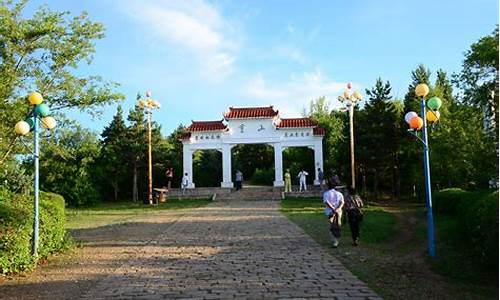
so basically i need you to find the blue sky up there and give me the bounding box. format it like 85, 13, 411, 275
25, 0, 498, 135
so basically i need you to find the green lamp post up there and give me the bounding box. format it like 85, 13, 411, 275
14, 92, 57, 256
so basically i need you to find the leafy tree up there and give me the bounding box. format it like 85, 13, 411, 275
39, 122, 100, 206
454, 26, 499, 135
429, 102, 497, 189
0, 0, 122, 189
0, 0, 122, 107
159, 124, 187, 188
430, 70, 497, 189
305, 96, 345, 176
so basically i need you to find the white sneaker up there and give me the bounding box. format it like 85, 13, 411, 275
332, 238, 339, 248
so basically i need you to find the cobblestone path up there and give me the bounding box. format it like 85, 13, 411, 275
1, 201, 379, 300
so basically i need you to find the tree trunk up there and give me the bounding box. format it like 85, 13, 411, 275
133, 161, 138, 202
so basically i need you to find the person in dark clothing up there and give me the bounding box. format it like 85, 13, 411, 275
235, 170, 243, 190
345, 186, 364, 246
165, 167, 173, 190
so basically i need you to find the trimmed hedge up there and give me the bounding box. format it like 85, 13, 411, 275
460, 190, 499, 270
434, 189, 499, 271
433, 188, 468, 214
0, 189, 72, 274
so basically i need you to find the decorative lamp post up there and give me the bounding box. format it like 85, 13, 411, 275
14, 92, 57, 256
138, 91, 160, 204
338, 82, 363, 188
404, 83, 442, 258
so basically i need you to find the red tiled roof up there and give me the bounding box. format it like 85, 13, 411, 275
187, 120, 227, 132
276, 118, 316, 128
179, 132, 191, 140
313, 127, 325, 136
224, 106, 278, 119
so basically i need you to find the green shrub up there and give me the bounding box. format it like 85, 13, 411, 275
435, 189, 499, 272
433, 188, 468, 214
0, 189, 72, 274
459, 190, 499, 270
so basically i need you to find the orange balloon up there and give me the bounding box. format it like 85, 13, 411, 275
409, 116, 423, 130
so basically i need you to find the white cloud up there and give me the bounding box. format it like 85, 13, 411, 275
277, 46, 307, 64
243, 70, 350, 117
123, 0, 236, 80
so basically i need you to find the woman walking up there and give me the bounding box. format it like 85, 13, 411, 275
345, 186, 364, 246
323, 179, 344, 248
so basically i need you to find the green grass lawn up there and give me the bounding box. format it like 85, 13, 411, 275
281, 197, 397, 246
66, 198, 211, 229
281, 196, 498, 300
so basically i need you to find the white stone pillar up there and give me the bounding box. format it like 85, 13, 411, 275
313, 141, 324, 185
221, 144, 233, 188
182, 144, 195, 188
273, 143, 284, 187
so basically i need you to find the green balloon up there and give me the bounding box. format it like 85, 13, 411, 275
24, 117, 35, 130
34, 103, 50, 117
427, 97, 442, 110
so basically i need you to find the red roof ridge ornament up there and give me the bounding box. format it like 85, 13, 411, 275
224, 106, 279, 119
187, 119, 227, 132
276, 117, 317, 128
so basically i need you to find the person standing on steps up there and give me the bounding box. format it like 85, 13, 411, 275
330, 171, 341, 187
345, 186, 364, 246
323, 179, 344, 248
181, 173, 189, 195
235, 170, 243, 191
318, 167, 325, 190
284, 169, 292, 192
297, 169, 309, 192
166, 167, 173, 190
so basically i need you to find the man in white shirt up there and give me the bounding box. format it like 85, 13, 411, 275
323, 180, 344, 248
181, 173, 189, 195
297, 170, 309, 192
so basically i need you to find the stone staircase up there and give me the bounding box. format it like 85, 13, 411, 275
166, 185, 324, 201
214, 186, 283, 201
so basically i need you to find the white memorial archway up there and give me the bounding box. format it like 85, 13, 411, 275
180, 106, 324, 188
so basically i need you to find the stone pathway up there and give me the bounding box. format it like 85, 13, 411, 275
0, 201, 379, 299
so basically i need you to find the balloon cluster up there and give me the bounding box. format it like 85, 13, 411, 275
138, 91, 161, 109
404, 84, 442, 131
338, 82, 362, 103
15, 92, 57, 136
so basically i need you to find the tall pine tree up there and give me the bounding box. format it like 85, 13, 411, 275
358, 78, 403, 197
99, 106, 128, 201
127, 93, 147, 201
